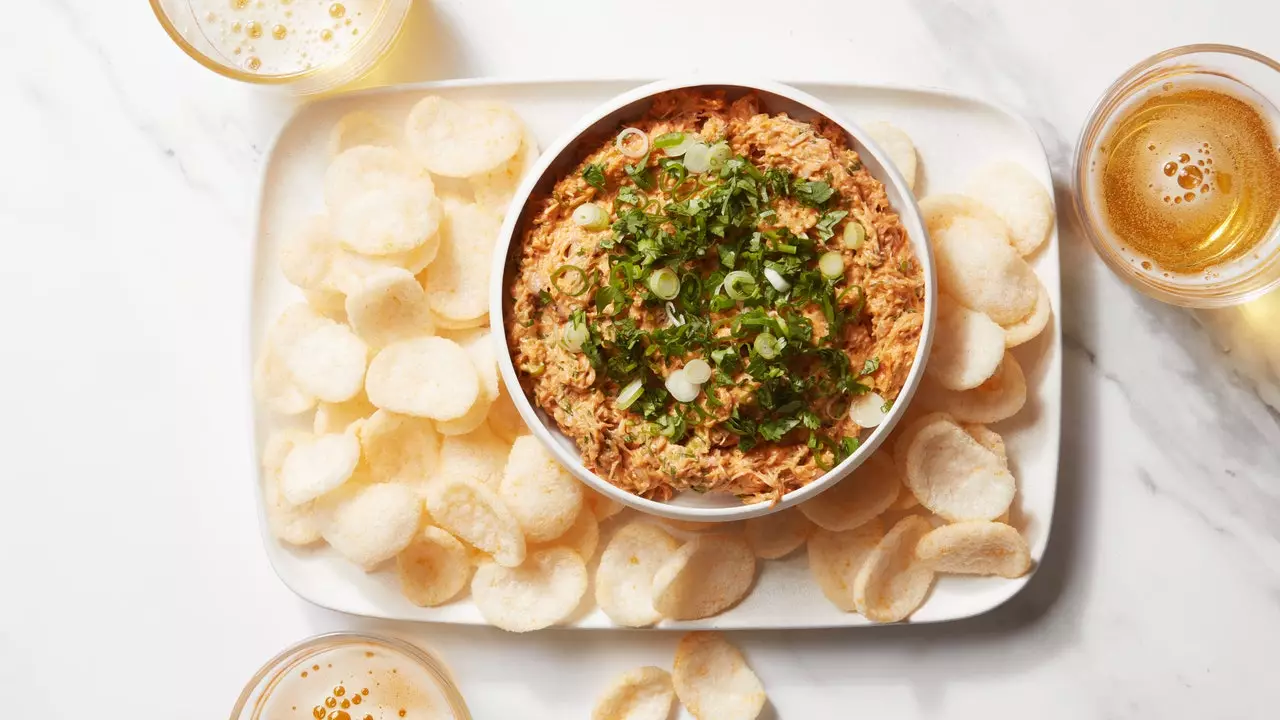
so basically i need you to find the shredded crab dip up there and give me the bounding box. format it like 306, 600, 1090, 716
506, 90, 924, 504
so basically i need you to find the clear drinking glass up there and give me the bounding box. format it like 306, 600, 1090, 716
1073, 44, 1280, 308
151, 0, 411, 94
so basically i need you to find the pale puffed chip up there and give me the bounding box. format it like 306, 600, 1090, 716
405, 96, 523, 178
332, 183, 442, 257
595, 521, 680, 627
798, 452, 900, 532
591, 666, 674, 720
366, 337, 481, 420
261, 430, 322, 546
651, 534, 756, 621
486, 385, 529, 442
743, 508, 813, 559
472, 129, 540, 211
1001, 279, 1052, 348
928, 352, 1027, 423
920, 194, 1039, 324
891, 410, 955, 481
328, 111, 398, 158
536, 506, 599, 562
396, 525, 472, 606
658, 518, 722, 534
344, 267, 434, 348
807, 518, 885, 612
303, 288, 348, 322
584, 486, 624, 521
253, 303, 326, 415
426, 478, 525, 567
426, 198, 501, 327
279, 431, 361, 505
863, 121, 918, 192
927, 297, 1006, 391
853, 515, 935, 622
966, 161, 1054, 256
313, 392, 377, 435
435, 423, 508, 491
435, 392, 492, 437
915, 520, 1031, 578
279, 215, 339, 291
905, 417, 1015, 521
355, 409, 440, 490
319, 481, 422, 570
499, 435, 584, 543
282, 320, 369, 403
324, 145, 434, 210
962, 423, 1008, 469
471, 546, 587, 632
447, 328, 500, 401
672, 632, 766, 720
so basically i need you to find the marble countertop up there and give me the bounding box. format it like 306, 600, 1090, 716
3, 1, 1279, 718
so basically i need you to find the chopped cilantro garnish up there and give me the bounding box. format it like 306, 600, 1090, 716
582, 162, 606, 191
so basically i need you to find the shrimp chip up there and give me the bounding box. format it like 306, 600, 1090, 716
798, 453, 900, 532
426, 198, 501, 327
743, 507, 813, 559
313, 392, 377, 435
672, 632, 766, 720
498, 436, 583, 543
595, 522, 680, 627
863, 121, 918, 192
929, 353, 1027, 423
319, 481, 422, 570
905, 417, 1015, 521
426, 478, 525, 567
472, 129, 541, 211
853, 515, 935, 622
324, 145, 433, 209
486, 386, 529, 442
332, 183, 442, 257
253, 303, 326, 415
328, 111, 398, 158
396, 526, 471, 606
279, 215, 340, 292
471, 547, 587, 632
344, 267, 434, 348
591, 666, 674, 720
261, 430, 322, 546
584, 486, 624, 522
920, 194, 1038, 324
405, 96, 524, 178
279, 431, 361, 505
651, 534, 755, 621
435, 423, 508, 491
966, 161, 1054, 256
962, 423, 1008, 469
807, 518, 885, 612
536, 507, 599, 562
928, 298, 1006, 391
435, 392, 492, 437
355, 409, 440, 488
1001, 279, 1052, 348
366, 337, 480, 420
283, 320, 369, 403
915, 520, 1031, 578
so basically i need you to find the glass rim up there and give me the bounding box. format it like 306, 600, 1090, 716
1071, 43, 1280, 307
228, 631, 471, 720
149, 0, 407, 86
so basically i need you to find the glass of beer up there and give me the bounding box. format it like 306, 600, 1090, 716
151, 0, 411, 94
1074, 44, 1280, 307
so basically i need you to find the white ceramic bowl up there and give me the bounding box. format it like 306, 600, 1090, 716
489, 78, 936, 522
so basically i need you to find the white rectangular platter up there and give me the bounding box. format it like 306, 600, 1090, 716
251, 78, 1061, 629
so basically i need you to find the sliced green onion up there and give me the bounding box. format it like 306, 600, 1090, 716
664, 369, 701, 403
572, 202, 610, 230
615, 127, 649, 159
551, 265, 588, 296
653, 131, 685, 149
849, 391, 887, 427
723, 270, 757, 300
648, 268, 681, 300
561, 320, 588, 352
819, 251, 846, 279
665, 301, 685, 327
754, 332, 783, 359
776, 243, 798, 255
661, 133, 698, 157
616, 378, 644, 409
774, 314, 789, 337
521, 362, 545, 376
763, 267, 791, 292
707, 141, 732, 171
684, 142, 712, 173
683, 358, 712, 384
843, 221, 866, 250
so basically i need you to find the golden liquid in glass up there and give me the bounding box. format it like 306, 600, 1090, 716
1097, 85, 1280, 273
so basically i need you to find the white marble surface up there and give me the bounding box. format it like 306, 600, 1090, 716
2, 1, 1279, 718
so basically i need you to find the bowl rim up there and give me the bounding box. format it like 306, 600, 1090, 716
488, 77, 937, 521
